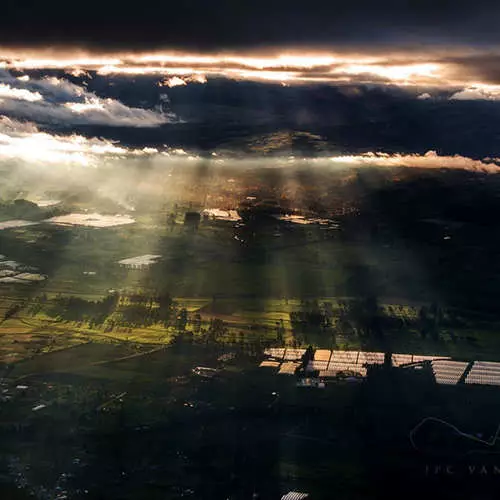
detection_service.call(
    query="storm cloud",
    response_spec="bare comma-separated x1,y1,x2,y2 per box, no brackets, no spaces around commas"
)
0,0,498,50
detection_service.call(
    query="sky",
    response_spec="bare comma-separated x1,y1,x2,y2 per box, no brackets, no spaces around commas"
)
1,1,500,174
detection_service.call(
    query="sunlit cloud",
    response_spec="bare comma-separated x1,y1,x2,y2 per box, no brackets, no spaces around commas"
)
450,83,500,101
0,116,155,166
67,68,91,78
8,47,500,93
160,76,187,87
0,83,42,102
4,56,122,70
0,48,472,88
65,99,105,113
139,53,360,68
0,70,173,127
326,150,500,173
337,62,440,84
160,74,208,87
97,65,207,76
95,59,448,86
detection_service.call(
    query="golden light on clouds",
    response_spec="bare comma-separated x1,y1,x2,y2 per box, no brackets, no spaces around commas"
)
450,83,500,100
0,48,454,87
325,150,499,172
339,62,441,83
4,57,122,70
2,47,500,96
0,117,162,166
161,76,187,88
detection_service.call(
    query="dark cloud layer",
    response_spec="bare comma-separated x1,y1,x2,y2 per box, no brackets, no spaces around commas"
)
0,0,499,50
30,76,500,160
440,54,500,85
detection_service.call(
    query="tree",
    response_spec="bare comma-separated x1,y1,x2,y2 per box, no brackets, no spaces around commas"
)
207,318,227,342
158,293,173,324
301,345,314,371
344,296,384,339
168,213,176,231
419,304,440,341
176,308,188,331
3,303,22,322
192,313,202,334
275,320,285,343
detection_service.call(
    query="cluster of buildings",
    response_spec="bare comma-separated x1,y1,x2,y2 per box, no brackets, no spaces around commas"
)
261,347,441,380
260,347,500,388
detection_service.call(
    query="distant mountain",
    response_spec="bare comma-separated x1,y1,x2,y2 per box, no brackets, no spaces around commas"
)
217,131,330,156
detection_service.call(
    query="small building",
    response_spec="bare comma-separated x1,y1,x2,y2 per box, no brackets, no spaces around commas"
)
278,362,300,375
117,254,161,270
281,492,310,500
259,360,281,368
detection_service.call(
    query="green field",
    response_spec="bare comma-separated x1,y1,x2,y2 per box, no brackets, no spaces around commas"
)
2,289,500,371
